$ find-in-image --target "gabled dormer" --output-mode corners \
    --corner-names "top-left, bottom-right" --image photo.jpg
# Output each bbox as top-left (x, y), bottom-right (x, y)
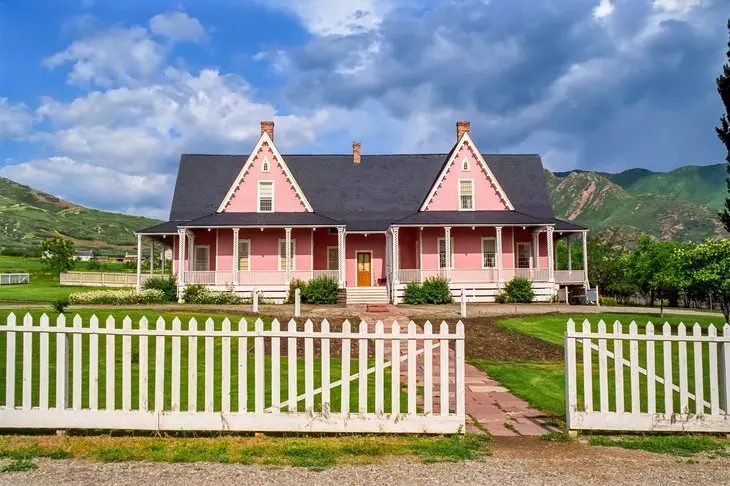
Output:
top-left (217, 121), bottom-right (313, 213)
top-left (420, 121), bottom-right (514, 212)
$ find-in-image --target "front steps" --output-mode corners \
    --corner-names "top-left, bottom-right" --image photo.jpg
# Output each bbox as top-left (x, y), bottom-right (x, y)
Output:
top-left (345, 286), bottom-right (389, 305)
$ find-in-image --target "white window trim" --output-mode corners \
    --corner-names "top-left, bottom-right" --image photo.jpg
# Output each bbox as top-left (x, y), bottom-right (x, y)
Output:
top-left (257, 180), bottom-right (274, 213)
top-left (326, 246), bottom-right (339, 271)
top-left (278, 238), bottom-right (296, 271)
top-left (481, 237), bottom-right (496, 269)
top-left (194, 245), bottom-right (210, 271)
top-left (458, 178), bottom-right (475, 212)
top-left (437, 237), bottom-right (455, 269)
top-left (516, 241), bottom-right (532, 269)
top-left (261, 157), bottom-right (270, 173)
top-left (238, 239), bottom-right (251, 271)
top-left (461, 157), bottom-right (470, 171)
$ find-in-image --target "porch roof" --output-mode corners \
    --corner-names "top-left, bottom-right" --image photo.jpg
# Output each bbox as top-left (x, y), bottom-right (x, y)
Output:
top-left (551, 218), bottom-right (588, 231)
top-left (180, 212), bottom-right (343, 228)
top-left (136, 220), bottom-right (182, 235)
top-left (393, 210), bottom-right (552, 227)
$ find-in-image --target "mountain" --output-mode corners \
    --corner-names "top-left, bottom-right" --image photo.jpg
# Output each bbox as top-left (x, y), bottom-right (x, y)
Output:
top-left (0, 176), bottom-right (161, 255)
top-left (548, 164), bottom-right (729, 244)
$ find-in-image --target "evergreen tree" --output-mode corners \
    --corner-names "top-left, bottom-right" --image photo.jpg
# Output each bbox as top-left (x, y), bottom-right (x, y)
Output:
top-left (717, 20), bottom-right (730, 232)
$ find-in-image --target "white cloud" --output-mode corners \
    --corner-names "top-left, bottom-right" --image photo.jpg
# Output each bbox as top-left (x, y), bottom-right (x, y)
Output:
top-left (653, 0), bottom-right (702, 14)
top-left (593, 0), bottom-right (614, 19)
top-left (149, 11), bottom-right (207, 43)
top-left (265, 0), bottom-right (391, 36)
top-left (0, 98), bottom-right (34, 138)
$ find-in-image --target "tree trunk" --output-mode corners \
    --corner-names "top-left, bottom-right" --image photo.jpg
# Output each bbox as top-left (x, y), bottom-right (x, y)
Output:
top-left (650, 288), bottom-right (655, 307)
top-left (660, 288), bottom-right (664, 318)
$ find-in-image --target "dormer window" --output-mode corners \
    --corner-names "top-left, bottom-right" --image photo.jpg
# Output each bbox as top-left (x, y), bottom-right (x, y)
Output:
top-left (258, 181), bottom-right (274, 212)
top-left (461, 158), bottom-right (470, 171)
top-left (261, 158), bottom-right (270, 172)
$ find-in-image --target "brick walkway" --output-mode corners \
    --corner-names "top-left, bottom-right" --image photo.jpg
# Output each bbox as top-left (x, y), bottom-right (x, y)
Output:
top-left (356, 306), bottom-right (557, 437)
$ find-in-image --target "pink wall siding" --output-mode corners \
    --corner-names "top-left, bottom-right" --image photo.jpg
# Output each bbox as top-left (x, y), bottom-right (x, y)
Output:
top-left (539, 231), bottom-right (549, 269)
top-left (345, 234), bottom-right (385, 287)
top-left (398, 227), bottom-right (420, 269)
top-left (223, 142), bottom-right (307, 213)
top-left (424, 140), bottom-right (508, 211)
top-left (501, 227), bottom-right (513, 270)
top-left (217, 229), bottom-right (233, 271)
top-left (313, 229), bottom-right (338, 270)
top-left (191, 229), bottom-right (217, 271)
top-left (417, 227), bottom-right (500, 269)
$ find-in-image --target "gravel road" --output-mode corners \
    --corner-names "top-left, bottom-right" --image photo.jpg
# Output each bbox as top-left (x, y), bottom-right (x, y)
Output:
top-left (2, 439), bottom-right (728, 486)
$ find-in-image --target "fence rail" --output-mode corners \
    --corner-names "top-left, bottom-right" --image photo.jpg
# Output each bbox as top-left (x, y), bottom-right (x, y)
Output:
top-left (564, 319), bottom-right (730, 433)
top-left (0, 314), bottom-right (465, 434)
top-left (59, 272), bottom-right (154, 287)
top-left (0, 274), bottom-right (29, 285)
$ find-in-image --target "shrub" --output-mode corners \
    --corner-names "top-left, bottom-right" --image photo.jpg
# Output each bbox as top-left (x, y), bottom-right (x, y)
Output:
top-left (600, 295), bottom-right (617, 306)
top-left (182, 284), bottom-right (244, 304)
top-left (302, 277), bottom-right (339, 304)
top-left (143, 276), bottom-right (177, 302)
top-left (286, 279), bottom-right (307, 304)
top-left (86, 260), bottom-right (102, 271)
top-left (403, 282), bottom-right (427, 304)
top-left (494, 292), bottom-right (507, 304)
top-left (421, 276), bottom-right (453, 304)
top-left (52, 297), bottom-right (70, 313)
top-left (182, 284), bottom-right (208, 303)
top-left (68, 289), bottom-right (164, 305)
top-left (503, 277), bottom-right (534, 303)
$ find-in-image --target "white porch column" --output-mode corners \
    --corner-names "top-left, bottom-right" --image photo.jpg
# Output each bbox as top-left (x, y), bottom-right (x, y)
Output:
top-left (187, 232), bottom-right (195, 273)
top-left (285, 227), bottom-right (292, 283)
top-left (149, 240), bottom-right (154, 277)
top-left (337, 227), bottom-right (346, 287)
top-left (444, 226), bottom-right (451, 280)
top-left (392, 226), bottom-right (400, 285)
top-left (582, 230), bottom-right (589, 286)
top-left (547, 226), bottom-right (555, 282)
top-left (160, 243), bottom-right (165, 275)
top-left (232, 228), bottom-right (240, 285)
top-left (567, 237), bottom-right (573, 271)
top-left (532, 230), bottom-right (540, 269)
top-left (177, 228), bottom-right (186, 288)
top-left (135, 233), bottom-right (143, 292)
top-left (495, 226), bottom-right (503, 286)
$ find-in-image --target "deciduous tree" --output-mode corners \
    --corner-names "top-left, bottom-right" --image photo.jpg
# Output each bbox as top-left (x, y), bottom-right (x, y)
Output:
top-left (41, 237), bottom-right (75, 282)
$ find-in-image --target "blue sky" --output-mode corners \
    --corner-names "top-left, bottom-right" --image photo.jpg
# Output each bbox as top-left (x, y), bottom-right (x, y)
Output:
top-left (0, 0), bottom-right (727, 219)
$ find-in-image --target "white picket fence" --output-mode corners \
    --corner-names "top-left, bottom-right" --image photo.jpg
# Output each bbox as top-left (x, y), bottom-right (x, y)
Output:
top-left (0, 274), bottom-right (29, 285)
top-left (59, 272), bottom-right (149, 287)
top-left (565, 319), bottom-right (730, 433)
top-left (0, 314), bottom-right (465, 434)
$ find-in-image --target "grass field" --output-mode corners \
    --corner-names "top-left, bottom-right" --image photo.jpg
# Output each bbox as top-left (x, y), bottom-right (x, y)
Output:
top-left (0, 309), bottom-right (408, 414)
top-left (471, 313), bottom-right (727, 419)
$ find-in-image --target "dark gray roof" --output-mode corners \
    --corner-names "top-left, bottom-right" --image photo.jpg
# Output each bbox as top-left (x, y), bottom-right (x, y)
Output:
top-left (395, 211), bottom-right (552, 226)
top-left (75, 250), bottom-right (94, 256)
top-left (181, 212), bottom-right (341, 228)
top-left (137, 221), bottom-right (181, 234)
top-left (551, 218), bottom-right (588, 231)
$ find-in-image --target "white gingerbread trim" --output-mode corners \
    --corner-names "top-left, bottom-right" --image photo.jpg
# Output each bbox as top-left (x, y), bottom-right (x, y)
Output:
top-left (419, 132), bottom-right (514, 211)
top-left (216, 131), bottom-right (313, 213)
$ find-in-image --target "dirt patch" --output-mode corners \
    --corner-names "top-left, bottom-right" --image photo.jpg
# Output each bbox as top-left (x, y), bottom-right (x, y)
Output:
top-left (416, 316), bottom-right (564, 361)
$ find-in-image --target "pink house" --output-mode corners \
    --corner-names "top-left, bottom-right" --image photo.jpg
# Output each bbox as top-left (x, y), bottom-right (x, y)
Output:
top-left (138, 121), bottom-right (589, 304)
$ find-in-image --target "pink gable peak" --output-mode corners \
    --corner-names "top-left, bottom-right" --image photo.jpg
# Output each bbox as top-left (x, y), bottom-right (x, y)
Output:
top-left (425, 140), bottom-right (508, 211)
top-left (223, 142), bottom-right (307, 213)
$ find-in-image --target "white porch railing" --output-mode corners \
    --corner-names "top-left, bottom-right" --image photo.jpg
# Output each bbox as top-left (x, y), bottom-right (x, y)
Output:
top-left (503, 268), bottom-right (550, 282)
top-left (183, 270), bottom-right (340, 287)
top-left (0, 313), bottom-right (465, 434)
top-left (0, 274), bottom-right (30, 285)
top-left (399, 268), bottom-right (549, 284)
top-left (555, 270), bottom-right (586, 285)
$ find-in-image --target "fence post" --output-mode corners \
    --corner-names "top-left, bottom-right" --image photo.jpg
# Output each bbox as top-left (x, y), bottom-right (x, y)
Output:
top-left (720, 324), bottom-right (730, 414)
top-left (564, 319), bottom-right (577, 433)
top-left (252, 288), bottom-right (259, 313)
top-left (460, 289), bottom-right (467, 318)
top-left (294, 288), bottom-right (301, 317)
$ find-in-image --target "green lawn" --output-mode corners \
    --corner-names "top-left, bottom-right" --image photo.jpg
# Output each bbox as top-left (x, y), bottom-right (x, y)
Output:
top-left (472, 313), bottom-right (728, 419)
top-left (0, 310), bottom-right (407, 414)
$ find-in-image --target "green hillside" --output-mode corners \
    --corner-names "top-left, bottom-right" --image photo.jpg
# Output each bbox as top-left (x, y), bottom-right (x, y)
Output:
top-left (548, 167), bottom-right (729, 244)
top-left (0, 176), bottom-right (161, 255)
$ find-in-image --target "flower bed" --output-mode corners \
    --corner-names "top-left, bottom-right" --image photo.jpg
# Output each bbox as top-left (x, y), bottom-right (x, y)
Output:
top-left (68, 289), bottom-right (165, 305)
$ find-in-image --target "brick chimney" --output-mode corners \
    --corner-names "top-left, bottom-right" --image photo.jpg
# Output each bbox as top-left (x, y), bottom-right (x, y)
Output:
top-left (353, 141), bottom-right (361, 164)
top-left (456, 121), bottom-right (470, 142)
top-left (261, 121), bottom-right (275, 141)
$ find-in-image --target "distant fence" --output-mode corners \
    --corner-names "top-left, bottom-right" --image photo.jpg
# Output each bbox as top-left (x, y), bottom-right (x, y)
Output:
top-left (565, 319), bottom-right (730, 433)
top-left (0, 314), bottom-right (465, 434)
top-left (59, 272), bottom-right (152, 287)
top-left (0, 274), bottom-right (30, 285)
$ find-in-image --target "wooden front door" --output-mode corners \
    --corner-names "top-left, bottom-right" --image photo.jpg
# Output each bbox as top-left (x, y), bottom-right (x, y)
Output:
top-left (356, 252), bottom-right (372, 287)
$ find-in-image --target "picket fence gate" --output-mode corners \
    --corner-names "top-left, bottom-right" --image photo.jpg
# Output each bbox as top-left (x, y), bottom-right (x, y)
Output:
top-left (0, 314), bottom-right (465, 434)
top-left (565, 319), bottom-right (730, 433)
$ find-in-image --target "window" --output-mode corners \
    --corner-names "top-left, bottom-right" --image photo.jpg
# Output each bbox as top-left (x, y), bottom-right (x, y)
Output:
top-left (438, 237), bottom-right (455, 269)
top-left (327, 247), bottom-right (339, 270)
top-left (258, 181), bottom-right (273, 212)
top-left (461, 158), bottom-right (470, 171)
top-left (278, 239), bottom-right (296, 271)
top-left (261, 158), bottom-right (270, 172)
top-left (516, 242), bottom-right (531, 269)
top-left (194, 246), bottom-right (209, 271)
top-left (238, 240), bottom-right (250, 271)
top-left (482, 238), bottom-right (496, 268)
top-left (459, 179), bottom-right (474, 210)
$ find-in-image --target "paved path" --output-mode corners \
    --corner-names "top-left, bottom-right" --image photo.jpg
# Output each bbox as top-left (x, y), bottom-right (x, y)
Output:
top-left (357, 306), bottom-right (555, 437)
